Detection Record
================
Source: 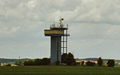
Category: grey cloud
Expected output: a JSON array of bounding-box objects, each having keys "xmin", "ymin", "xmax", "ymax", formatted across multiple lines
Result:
[{"xmin": 0, "ymin": 0, "xmax": 120, "ymax": 59}]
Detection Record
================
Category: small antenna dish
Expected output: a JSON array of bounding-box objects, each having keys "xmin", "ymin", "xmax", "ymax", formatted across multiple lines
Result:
[
  {"xmin": 59, "ymin": 18, "xmax": 64, "ymax": 28},
  {"xmin": 59, "ymin": 18, "xmax": 64, "ymax": 22}
]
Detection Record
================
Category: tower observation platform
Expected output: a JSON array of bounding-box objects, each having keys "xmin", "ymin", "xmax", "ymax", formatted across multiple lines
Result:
[{"xmin": 44, "ymin": 18, "xmax": 70, "ymax": 64}]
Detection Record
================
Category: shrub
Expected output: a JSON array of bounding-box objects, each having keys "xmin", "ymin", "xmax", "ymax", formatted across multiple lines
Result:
[
  {"xmin": 55, "ymin": 60, "xmax": 60, "ymax": 65},
  {"xmin": 24, "ymin": 60, "xmax": 35, "ymax": 66},
  {"xmin": 86, "ymin": 61, "xmax": 96, "ymax": 66},
  {"xmin": 107, "ymin": 59, "xmax": 115, "ymax": 67},
  {"xmin": 24, "ymin": 58, "xmax": 50, "ymax": 66},
  {"xmin": 6, "ymin": 64, "xmax": 11, "ymax": 66},
  {"xmin": 41, "ymin": 58, "xmax": 50, "ymax": 65},
  {"xmin": 97, "ymin": 57, "xmax": 103, "ymax": 66},
  {"xmin": 34, "ymin": 59, "xmax": 42, "ymax": 65},
  {"xmin": 81, "ymin": 61, "xmax": 84, "ymax": 66}
]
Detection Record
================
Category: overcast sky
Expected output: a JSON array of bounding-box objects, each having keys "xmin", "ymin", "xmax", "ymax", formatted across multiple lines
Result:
[{"xmin": 0, "ymin": 0, "xmax": 120, "ymax": 59}]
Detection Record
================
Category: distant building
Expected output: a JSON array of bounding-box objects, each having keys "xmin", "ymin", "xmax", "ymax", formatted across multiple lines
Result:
[{"xmin": 76, "ymin": 60, "xmax": 98, "ymax": 65}]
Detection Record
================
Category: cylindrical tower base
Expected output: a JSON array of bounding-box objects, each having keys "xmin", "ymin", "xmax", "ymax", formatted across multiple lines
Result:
[{"xmin": 51, "ymin": 36, "xmax": 61, "ymax": 64}]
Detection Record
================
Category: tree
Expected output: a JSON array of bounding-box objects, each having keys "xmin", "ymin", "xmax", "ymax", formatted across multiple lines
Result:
[
  {"xmin": 61, "ymin": 53, "xmax": 67, "ymax": 63},
  {"xmin": 66, "ymin": 53, "xmax": 75, "ymax": 65},
  {"xmin": 34, "ymin": 59, "xmax": 41, "ymax": 65},
  {"xmin": 97, "ymin": 57, "xmax": 103, "ymax": 66},
  {"xmin": 107, "ymin": 59, "xmax": 115, "ymax": 67},
  {"xmin": 61, "ymin": 53, "xmax": 76, "ymax": 65},
  {"xmin": 24, "ymin": 60, "xmax": 35, "ymax": 66},
  {"xmin": 41, "ymin": 58, "xmax": 50, "ymax": 65}
]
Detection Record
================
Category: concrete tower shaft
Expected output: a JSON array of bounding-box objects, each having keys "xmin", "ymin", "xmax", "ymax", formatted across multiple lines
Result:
[{"xmin": 51, "ymin": 36, "xmax": 61, "ymax": 63}]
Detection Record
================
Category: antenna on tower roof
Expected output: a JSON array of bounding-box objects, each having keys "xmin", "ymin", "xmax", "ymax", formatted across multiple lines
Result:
[{"xmin": 59, "ymin": 18, "xmax": 64, "ymax": 28}]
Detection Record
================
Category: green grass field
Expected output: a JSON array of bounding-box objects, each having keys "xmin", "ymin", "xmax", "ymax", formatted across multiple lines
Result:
[{"xmin": 0, "ymin": 66, "xmax": 120, "ymax": 75}]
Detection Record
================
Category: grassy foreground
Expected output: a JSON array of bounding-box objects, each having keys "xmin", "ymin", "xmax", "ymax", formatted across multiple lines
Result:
[{"xmin": 0, "ymin": 66, "xmax": 120, "ymax": 75}]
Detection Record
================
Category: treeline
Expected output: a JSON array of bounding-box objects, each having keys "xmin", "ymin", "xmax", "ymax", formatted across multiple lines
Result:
[
  {"xmin": 78, "ymin": 57, "xmax": 115, "ymax": 67},
  {"xmin": 24, "ymin": 58, "xmax": 50, "ymax": 66},
  {"xmin": 22, "ymin": 53, "xmax": 115, "ymax": 67},
  {"xmin": 23, "ymin": 52, "xmax": 76, "ymax": 66},
  {"xmin": 61, "ymin": 53, "xmax": 115, "ymax": 67}
]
